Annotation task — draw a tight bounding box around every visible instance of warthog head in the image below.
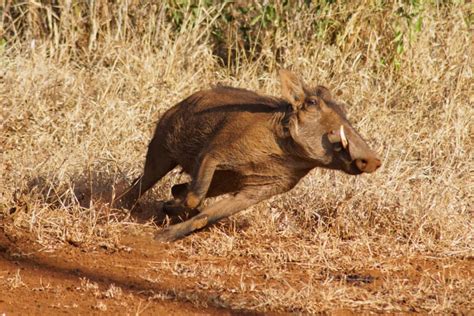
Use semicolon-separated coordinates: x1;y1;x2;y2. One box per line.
280;70;381;175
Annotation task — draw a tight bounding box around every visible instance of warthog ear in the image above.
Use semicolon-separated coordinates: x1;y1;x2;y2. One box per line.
279;69;307;111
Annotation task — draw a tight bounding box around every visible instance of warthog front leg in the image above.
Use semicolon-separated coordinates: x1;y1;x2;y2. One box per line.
163;155;218;218
184;155;219;209
155;189;269;242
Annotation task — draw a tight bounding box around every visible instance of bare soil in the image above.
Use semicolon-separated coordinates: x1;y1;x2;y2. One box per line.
1;224;472;315
0;226;263;315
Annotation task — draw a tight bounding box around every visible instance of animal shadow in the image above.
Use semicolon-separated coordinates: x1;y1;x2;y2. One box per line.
23;172;170;225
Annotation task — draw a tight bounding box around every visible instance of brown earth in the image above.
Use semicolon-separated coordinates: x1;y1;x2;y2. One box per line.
0;226;263;316
0;223;472;315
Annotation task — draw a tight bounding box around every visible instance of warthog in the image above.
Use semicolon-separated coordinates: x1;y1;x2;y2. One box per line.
116;70;381;241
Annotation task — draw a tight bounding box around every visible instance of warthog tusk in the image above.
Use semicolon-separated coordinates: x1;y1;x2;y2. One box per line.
340;125;348;149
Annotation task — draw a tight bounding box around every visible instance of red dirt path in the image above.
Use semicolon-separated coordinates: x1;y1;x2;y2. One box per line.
0;228;268;315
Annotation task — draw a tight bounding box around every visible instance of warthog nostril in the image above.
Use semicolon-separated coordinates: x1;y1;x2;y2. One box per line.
355;158;381;173
356;159;368;171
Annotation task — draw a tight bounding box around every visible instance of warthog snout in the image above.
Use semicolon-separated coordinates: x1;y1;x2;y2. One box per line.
344;125;381;174
355;156;381;173
327;124;381;174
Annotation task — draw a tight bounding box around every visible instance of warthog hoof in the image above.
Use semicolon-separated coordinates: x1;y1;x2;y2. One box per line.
162;200;199;219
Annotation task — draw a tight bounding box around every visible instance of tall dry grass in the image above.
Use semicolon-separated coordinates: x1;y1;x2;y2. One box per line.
1;0;473;313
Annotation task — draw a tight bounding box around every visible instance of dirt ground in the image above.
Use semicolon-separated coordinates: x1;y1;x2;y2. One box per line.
1;223;472;315
0;226;259;316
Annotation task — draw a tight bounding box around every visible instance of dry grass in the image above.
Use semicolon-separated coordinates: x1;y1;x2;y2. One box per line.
0;1;473;313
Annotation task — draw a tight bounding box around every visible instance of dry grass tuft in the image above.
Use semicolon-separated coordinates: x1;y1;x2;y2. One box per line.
0;1;472;313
